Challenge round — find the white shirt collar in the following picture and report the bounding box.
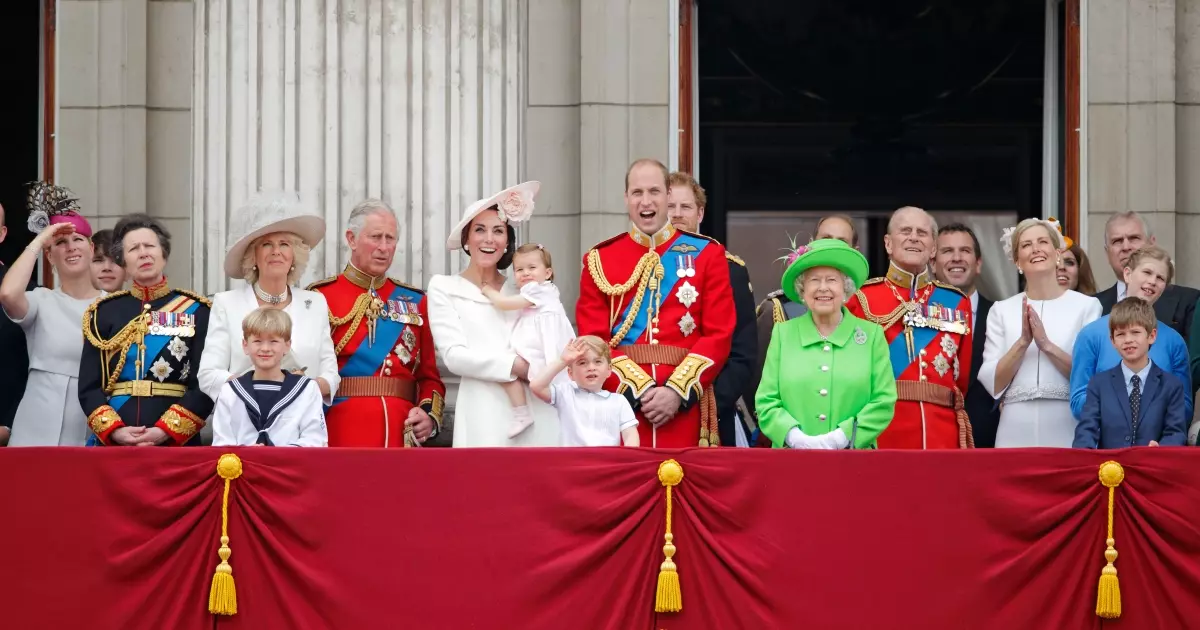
[1117,280,1127,301]
[969,290,978,316]
[570,381,610,398]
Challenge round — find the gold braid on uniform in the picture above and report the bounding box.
[586,250,664,348]
[853,288,909,329]
[328,293,374,354]
[81,292,151,394]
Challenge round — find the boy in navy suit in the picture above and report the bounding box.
[1074,297,1188,448]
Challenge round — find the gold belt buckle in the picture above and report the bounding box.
[131,380,153,397]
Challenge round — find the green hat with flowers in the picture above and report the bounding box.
[780,237,870,304]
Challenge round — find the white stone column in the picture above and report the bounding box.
[1085,0,1177,287]
[1176,0,1200,285]
[192,0,524,294]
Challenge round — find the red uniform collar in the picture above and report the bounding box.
[342,263,388,291]
[131,277,170,302]
[627,223,676,249]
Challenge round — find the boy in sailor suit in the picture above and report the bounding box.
[212,308,328,447]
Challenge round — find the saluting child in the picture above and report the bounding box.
[530,336,639,447]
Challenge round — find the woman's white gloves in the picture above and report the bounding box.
[785,427,850,450]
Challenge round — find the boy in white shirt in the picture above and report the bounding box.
[212,307,328,447]
[530,335,639,447]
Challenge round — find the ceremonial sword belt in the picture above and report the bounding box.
[110,380,188,398]
[621,344,720,447]
[894,381,975,448]
[337,376,416,402]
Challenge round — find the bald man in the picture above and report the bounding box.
[845,206,974,449]
[0,202,35,446]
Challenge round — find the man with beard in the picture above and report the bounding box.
[846,206,974,449]
[932,223,999,447]
[576,159,735,447]
[666,171,756,446]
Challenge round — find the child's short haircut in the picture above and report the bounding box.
[243,307,293,341]
[1109,297,1157,336]
[91,229,115,260]
[575,335,610,362]
[1124,245,1175,284]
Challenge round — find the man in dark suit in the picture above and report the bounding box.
[1073,298,1188,448]
[0,202,35,446]
[1094,211,1199,344]
[667,171,757,446]
[932,223,1000,447]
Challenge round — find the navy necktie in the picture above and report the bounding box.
[1130,374,1142,437]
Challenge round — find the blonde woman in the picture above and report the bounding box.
[197,191,339,405]
[978,218,1101,447]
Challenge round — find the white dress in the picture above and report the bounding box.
[426,274,560,447]
[197,285,341,405]
[4,288,101,446]
[511,281,576,385]
[978,290,1102,447]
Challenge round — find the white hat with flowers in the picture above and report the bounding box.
[446,181,540,251]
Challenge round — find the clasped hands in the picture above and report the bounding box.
[1019,297,1052,350]
[640,386,683,427]
[110,426,171,446]
[785,427,849,450]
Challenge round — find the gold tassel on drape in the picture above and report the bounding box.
[1095,461,1124,619]
[209,454,243,616]
[655,459,684,613]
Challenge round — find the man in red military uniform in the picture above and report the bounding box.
[309,199,445,447]
[846,206,974,449]
[576,159,735,447]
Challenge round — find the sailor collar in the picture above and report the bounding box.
[230,372,310,433]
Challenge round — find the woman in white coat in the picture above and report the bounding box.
[198,191,340,404]
[427,182,560,447]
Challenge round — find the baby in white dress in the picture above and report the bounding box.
[481,243,577,438]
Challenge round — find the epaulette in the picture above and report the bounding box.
[95,290,131,305]
[586,233,626,252]
[174,288,213,307]
[933,281,967,298]
[754,291,786,319]
[306,276,337,291]
[726,252,746,266]
[861,277,886,287]
[676,228,719,244]
[390,278,426,295]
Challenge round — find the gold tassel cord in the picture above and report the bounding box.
[209,454,243,616]
[1096,460,1124,619]
[655,459,684,613]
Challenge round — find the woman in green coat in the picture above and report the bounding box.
[755,238,897,449]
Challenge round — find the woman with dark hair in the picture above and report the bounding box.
[78,213,214,446]
[427,182,561,446]
[1057,242,1098,296]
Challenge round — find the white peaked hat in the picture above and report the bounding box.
[224,191,327,279]
[446,181,541,251]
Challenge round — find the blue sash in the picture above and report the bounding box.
[110,300,202,411]
[331,284,418,407]
[614,233,709,346]
[886,285,964,380]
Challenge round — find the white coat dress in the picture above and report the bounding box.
[426,274,560,447]
[198,285,341,405]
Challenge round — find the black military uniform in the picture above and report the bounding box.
[79,279,214,445]
[0,262,36,434]
[713,252,758,446]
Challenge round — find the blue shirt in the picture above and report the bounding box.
[1070,316,1192,419]
[1120,360,1153,398]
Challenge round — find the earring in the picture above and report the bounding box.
[290,265,295,271]
[1055,256,1062,267]
[253,264,258,271]
[1017,266,1024,275]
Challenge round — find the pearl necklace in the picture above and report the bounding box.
[254,283,288,305]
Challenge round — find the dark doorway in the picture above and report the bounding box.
[0,1,45,265]
[696,0,1049,300]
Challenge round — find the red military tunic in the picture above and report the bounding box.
[309,264,445,447]
[846,263,974,449]
[576,224,735,447]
